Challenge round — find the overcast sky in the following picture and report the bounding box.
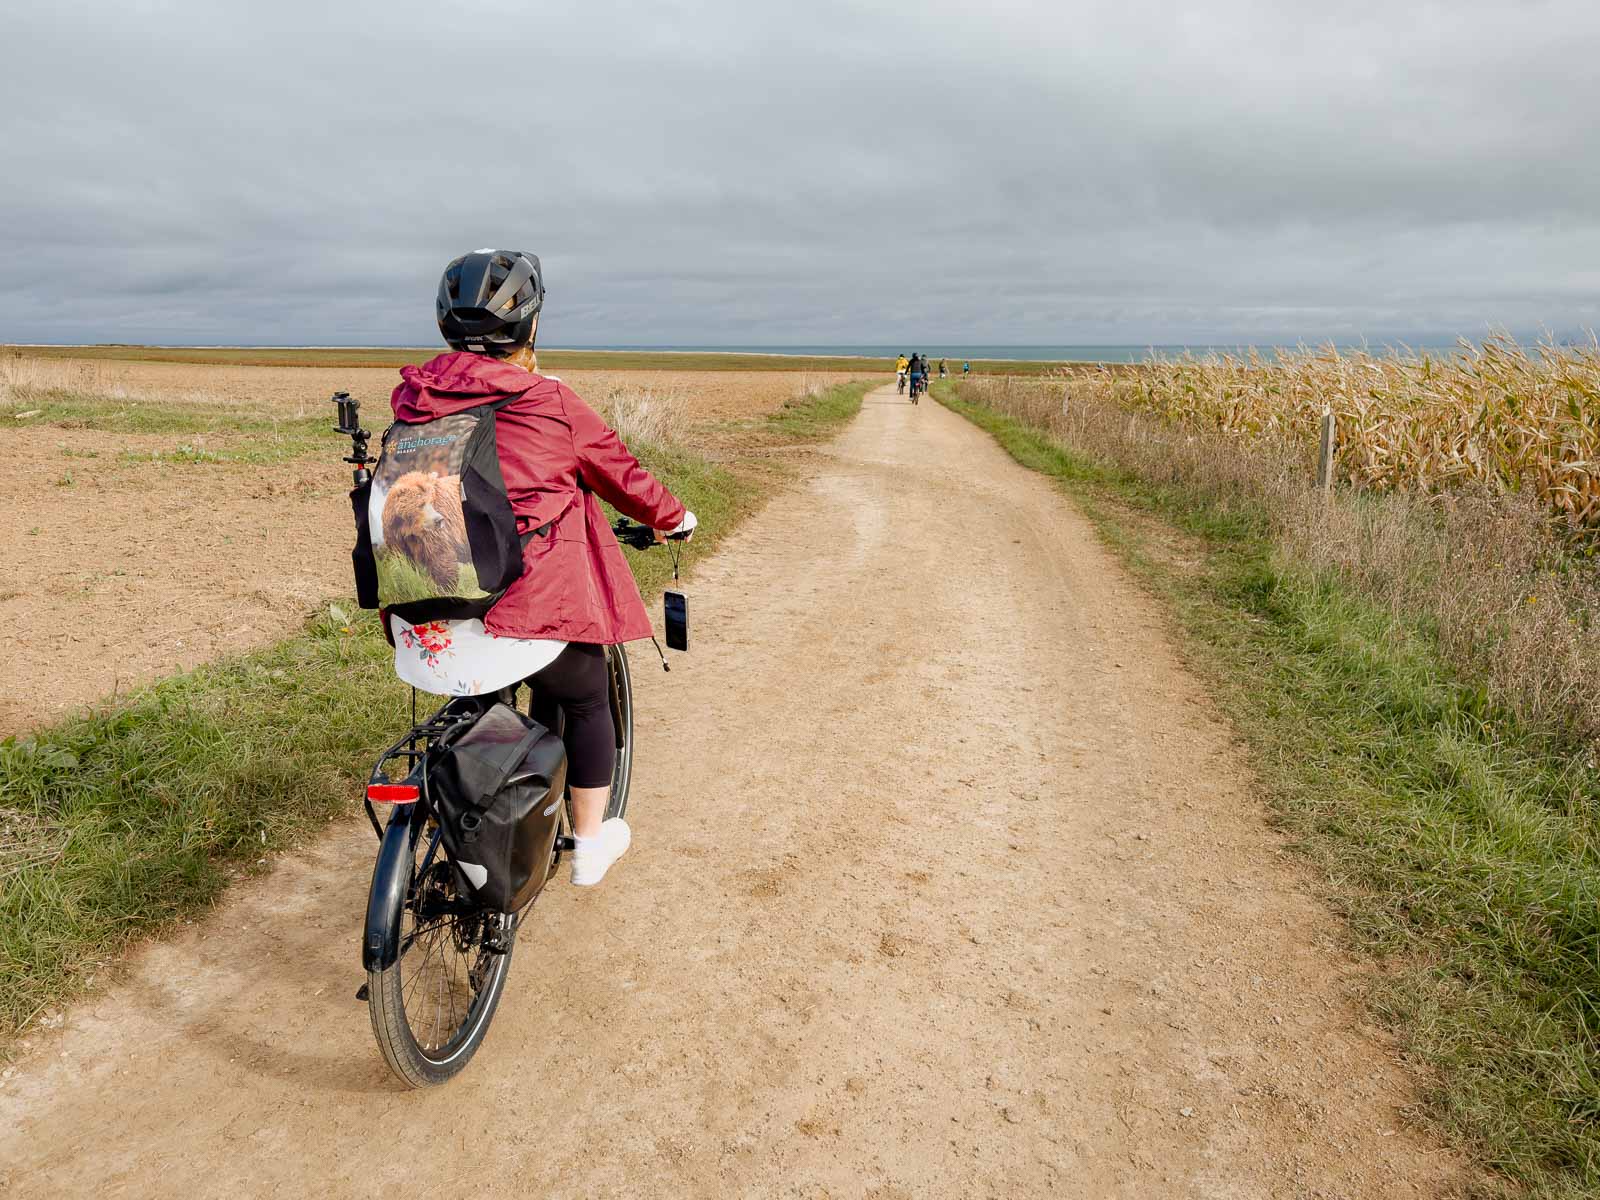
[3,0,1598,347]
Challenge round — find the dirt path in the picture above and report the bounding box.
[0,385,1470,1197]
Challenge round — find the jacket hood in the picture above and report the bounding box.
[390,351,551,421]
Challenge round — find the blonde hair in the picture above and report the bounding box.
[504,320,539,372]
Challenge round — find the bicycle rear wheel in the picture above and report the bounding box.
[367,815,514,1088]
[604,643,635,820]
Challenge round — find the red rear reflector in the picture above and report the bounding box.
[366,783,419,803]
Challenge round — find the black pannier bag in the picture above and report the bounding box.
[428,703,569,913]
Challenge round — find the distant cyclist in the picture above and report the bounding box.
[962,360,971,376]
[908,353,926,401]
[938,358,948,378]
[895,353,909,393]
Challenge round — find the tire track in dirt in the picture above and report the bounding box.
[0,384,1472,1197]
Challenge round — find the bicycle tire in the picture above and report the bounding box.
[367,818,514,1088]
[605,643,635,820]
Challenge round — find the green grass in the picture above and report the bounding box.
[0,609,401,1034]
[117,445,228,465]
[2,393,339,466]
[5,344,1065,375]
[119,442,332,467]
[0,380,866,1045]
[2,392,319,437]
[373,552,485,606]
[765,380,871,438]
[936,382,1600,1198]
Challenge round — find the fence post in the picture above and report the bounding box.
[1316,408,1336,494]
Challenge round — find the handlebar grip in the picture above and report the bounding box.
[611,518,693,548]
[610,520,658,549]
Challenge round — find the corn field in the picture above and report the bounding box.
[953,339,1600,756]
[1044,336,1600,528]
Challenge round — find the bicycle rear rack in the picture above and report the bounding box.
[362,697,483,838]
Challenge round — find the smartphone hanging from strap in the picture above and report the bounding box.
[664,536,688,651]
[651,535,688,669]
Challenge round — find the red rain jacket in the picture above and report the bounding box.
[389,352,685,644]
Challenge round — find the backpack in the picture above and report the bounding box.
[428,703,569,913]
[349,400,529,624]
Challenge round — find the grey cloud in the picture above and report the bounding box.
[2,0,1598,346]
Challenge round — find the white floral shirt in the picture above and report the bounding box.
[390,614,565,697]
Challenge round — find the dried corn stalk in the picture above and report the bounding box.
[1061,336,1600,529]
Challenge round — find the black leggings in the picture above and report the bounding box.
[527,643,616,790]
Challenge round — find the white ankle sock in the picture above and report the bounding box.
[571,818,631,887]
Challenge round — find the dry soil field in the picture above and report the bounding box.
[0,356,865,733]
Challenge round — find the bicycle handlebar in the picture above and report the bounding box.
[611,518,691,550]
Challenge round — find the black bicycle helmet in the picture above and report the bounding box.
[436,249,545,355]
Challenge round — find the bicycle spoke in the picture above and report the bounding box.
[401,928,439,1006]
[384,837,510,1065]
[446,945,461,1036]
[429,957,441,1050]
[404,931,443,1019]
[431,940,449,1049]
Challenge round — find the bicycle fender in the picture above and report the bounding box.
[363,804,419,972]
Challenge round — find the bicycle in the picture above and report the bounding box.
[332,392,669,1087]
[357,625,640,1086]
[896,372,907,395]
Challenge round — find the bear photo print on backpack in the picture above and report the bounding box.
[353,403,527,622]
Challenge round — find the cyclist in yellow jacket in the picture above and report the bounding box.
[895,354,909,394]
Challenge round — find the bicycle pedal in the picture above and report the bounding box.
[355,983,370,1002]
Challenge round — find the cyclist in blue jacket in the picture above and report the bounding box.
[908,353,926,400]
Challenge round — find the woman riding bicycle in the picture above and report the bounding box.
[388,249,695,887]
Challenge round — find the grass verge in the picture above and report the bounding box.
[2,392,332,467]
[0,380,869,1045]
[936,381,1600,1198]
[767,379,875,439]
[1,393,314,436]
